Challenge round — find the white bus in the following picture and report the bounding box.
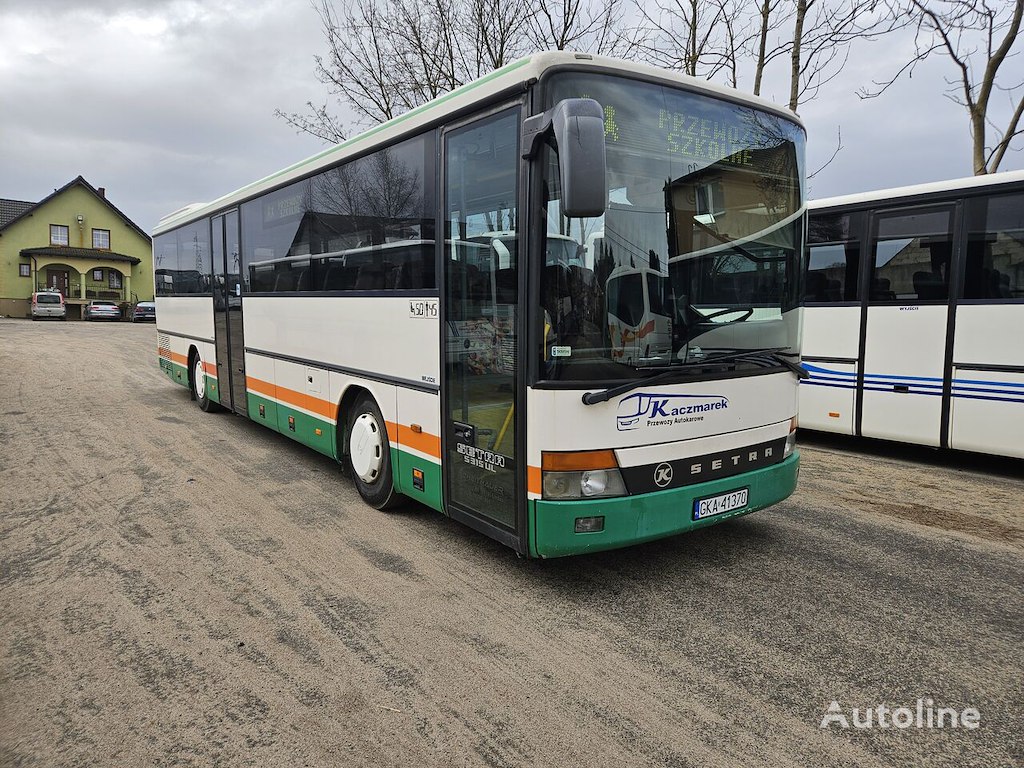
[801,170,1024,458]
[153,51,806,557]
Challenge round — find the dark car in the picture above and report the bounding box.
[83,300,122,321]
[132,301,156,322]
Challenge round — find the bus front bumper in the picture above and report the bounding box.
[529,452,799,558]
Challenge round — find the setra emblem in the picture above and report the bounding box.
[654,462,674,488]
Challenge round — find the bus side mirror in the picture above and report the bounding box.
[523,98,607,218]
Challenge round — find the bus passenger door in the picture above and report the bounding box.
[859,206,955,446]
[212,211,248,415]
[441,108,522,548]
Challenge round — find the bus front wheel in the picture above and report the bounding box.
[191,351,218,413]
[346,393,401,510]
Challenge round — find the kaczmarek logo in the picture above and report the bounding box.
[616,392,730,431]
[654,463,673,487]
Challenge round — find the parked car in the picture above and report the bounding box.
[132,301,156,322]
[30,290,67,320]
[83,300,122,321]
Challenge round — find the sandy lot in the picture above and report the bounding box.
[1,318,1020,767]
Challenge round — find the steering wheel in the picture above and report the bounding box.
[702,307,754,322]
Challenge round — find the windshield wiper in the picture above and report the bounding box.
[581,349,808,406]
[701,348,810,379]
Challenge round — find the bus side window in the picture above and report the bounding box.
[806,242,860,303]
[963,191,1024,301]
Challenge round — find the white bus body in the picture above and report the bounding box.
[802,170,1024,458]
[153,52,807,557]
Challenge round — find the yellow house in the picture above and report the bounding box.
[0,176,152,319]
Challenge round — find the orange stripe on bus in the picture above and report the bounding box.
[245,375,336,420]
[157,347,212,376]
[395,423,441,458]
[528,465,542,496]
[244,377,440,456]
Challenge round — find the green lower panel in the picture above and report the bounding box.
[161,358,188,388]
[247,392,336,459]
[248,392,280,433]
[530,452,800,558]
[393,448,443,513]
[205,374,220,403]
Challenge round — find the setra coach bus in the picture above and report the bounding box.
[801,170,1024,458]
[153,52,807,557]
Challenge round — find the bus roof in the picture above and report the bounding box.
[809,168,1024,212]
[154,51,805,236]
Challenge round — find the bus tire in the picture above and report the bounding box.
[346,393,401,510]
[191,350,218,413]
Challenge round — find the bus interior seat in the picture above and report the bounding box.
[985,268,1013,298]
[273,270,295,292]
[913,270,945,300]
[870,278,895,301]
[354,264,385,290]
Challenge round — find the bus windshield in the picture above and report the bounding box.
[540,73,805,382]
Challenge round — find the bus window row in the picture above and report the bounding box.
[806,190,1024,304]
[154,132,437,296]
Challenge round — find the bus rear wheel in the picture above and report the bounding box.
[346,393,401,510]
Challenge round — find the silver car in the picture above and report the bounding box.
[31,291,67,320]
[83,300,122,321]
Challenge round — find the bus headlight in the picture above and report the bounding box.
[542,469,627,499]
[784,416,798,458]
[541,450,627,500]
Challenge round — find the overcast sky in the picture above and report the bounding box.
[1,1,1021,234]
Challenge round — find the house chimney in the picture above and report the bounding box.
[98,187,106,198]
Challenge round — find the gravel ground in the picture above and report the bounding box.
[1,318,1020,768]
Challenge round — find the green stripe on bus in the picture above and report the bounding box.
[247,391,337,459]
[247,391,444,511]
[393,448,443,513]
[161,357,189,388]
[529,453,800,558]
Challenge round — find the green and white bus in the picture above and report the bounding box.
[153,52,806,558]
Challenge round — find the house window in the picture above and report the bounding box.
[109,271,122,289]
[19,263,31,277]
[92,229,111,249]
[50,224,69,246]
[92,268,104,281]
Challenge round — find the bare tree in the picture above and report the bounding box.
[631,0,744,80]
[527,0,631,54]
[278,0,627,142]
[859,0,1024,174]
[631,0,902,113]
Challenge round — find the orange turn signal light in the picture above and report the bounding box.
[542,449,618,472]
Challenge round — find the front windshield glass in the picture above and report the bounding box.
[540,73,805,382]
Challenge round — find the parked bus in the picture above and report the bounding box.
[153,51,806,557]
[801,170,1024,458]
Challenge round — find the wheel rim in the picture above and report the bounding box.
[350,412,384,484]
[194,358,206,400]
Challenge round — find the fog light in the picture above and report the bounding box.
[574,516,605,533]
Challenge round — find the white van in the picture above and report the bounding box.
[31,290,67,320]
